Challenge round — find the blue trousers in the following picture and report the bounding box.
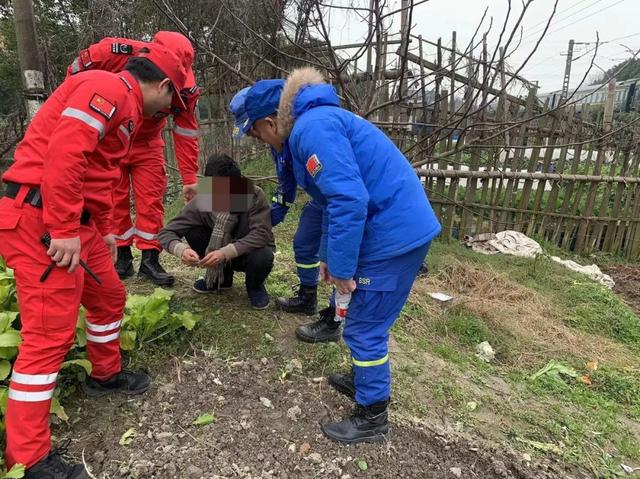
[293,200,324,286]
[343,242,430,406]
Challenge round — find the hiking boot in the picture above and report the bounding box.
[84,369,151,397]
[328,371,355,401]
[24,447,88,478]
[115,245,134,279]
[138,249,174,287]
[248,285,270,310]
[295,306,341,343]
[192,276,233,294]
[321,400,389,444]
[276,284,317,315]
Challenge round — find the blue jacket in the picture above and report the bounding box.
[270,143,297,226]
[286,84,441,279]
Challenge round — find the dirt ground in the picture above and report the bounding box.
[56,351,585,478]
[47,253,596,478]
[603,264,640,315]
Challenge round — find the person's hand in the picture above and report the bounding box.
[181,248,201,266]
[332,277,356,295]
[183,183,198,203]
[319,262,331,284]
[103,234,117,264]
[200,250,226,268]
[48,237,81,272]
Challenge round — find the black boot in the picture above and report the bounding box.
[276,284,317,315]
[295,306,341,343]
[24,448,88,479]
[115,245,134,279]
[417,263,429,277]
[328,371,355,401]
[321,400,389,444]
[138,249,174,287]
[83,369,151,397]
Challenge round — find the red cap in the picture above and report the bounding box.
[153,31,196,89]
[137,44,188,110]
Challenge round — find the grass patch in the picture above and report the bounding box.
[564,282,640,350]
[433,306,494,347]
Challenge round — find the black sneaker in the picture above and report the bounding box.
[24,446,88,478]
[115,245,134,279]
[248,285,270,310]
[192,276,233,294]
[328,371,356,401]
[321,400,389,444]
[295,306,341,343]
[84,369,151,397]
[275,284,317,315]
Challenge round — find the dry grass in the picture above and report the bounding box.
[405,259,638,369]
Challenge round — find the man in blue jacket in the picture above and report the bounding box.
[229,85,341,343]
[239,68,441,444]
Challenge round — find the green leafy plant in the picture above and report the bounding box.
[120,288,200,350]
[3,463,25,478]
[0,261,199,475]
[0,259,17,313]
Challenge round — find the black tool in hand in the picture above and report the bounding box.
[40,232,102,284]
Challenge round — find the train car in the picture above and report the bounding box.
[539,77,640,114]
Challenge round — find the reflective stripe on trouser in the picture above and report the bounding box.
[343,242,431,406]
[293,201,324,286]
[114,145,166,251]
[0,197,124,468]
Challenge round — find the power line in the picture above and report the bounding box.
[571,32,640,62]
[544,0,628,38]
[523,32,640,74]
[525,0,600,32]
[521,0,608,44]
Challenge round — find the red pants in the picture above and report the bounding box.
[114,144,167,251]
[0,193,124,469]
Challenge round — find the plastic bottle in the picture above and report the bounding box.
[334,291,352,323]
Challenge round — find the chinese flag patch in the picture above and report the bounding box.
[80,48,93,68]
[306,154,322,177]
[89,94,116,120]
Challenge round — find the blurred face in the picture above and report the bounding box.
[141,78,174,116]
[249,117,284,152]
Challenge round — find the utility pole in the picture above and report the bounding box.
[560,39,593,104]
[560,39,575,102]
[13,0,45,120]
[398,0,409,127]
[603,76,616,132]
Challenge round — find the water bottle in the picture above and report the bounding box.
[334,291,352,323]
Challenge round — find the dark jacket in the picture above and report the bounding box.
[159,185,275,261]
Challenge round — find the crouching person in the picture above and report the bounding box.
[158,154,275,309]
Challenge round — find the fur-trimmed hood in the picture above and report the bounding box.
[277,67,340,138]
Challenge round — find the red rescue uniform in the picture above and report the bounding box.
[67,35,200,250]
[0,70,143,469]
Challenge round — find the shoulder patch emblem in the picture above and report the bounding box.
[306,154,322,177]
[89,94,116,120]
[111,43,133,55]
[80,49,93,68]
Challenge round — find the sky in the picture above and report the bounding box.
[321,0,638,95]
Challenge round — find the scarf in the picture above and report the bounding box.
[204,212,231,289]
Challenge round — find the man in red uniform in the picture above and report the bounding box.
[0,45,187,478]
[67,31,200,286]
